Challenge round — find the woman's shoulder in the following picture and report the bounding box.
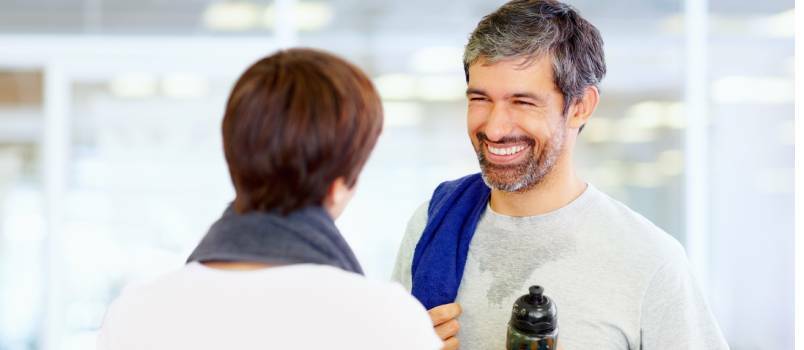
[100,263,441,350]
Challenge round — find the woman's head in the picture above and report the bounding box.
[222,48,383,217]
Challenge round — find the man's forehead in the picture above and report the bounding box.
[466,55,562,100]
[468,55,555,85]
[472,54,551,71]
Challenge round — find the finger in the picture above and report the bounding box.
[441,336,459,350]
[434,319,460,340]
[428,303,462,326]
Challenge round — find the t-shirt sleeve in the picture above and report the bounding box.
[391,201,429,291]
[639,248,729,349]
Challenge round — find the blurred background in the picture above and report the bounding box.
[0,0,794,349]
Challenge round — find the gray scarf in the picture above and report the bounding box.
[187,204,364,274]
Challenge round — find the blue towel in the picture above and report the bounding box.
[411,173,490,310]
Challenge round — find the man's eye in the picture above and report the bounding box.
[469,97,487,101]
[514,100,535,106]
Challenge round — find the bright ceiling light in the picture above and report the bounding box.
[616,125,657,144]
[263,1,334,31]
[109,73,158,98]
[624,101,684,130]
[416,75,466,101]
[657,150,684,177]
[712,76,793,104]
[665,9,793,38]
[294,2,334,31]
[759,9,793,38]
[161,73,209,99]
[203,2,260,31]
[375,73,465,102]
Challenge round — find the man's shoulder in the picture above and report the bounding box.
[404,173,484,237]
[585,186,687,264]
[394,201,430,269]
[404,200,430,239]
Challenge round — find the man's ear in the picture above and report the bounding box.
[567,86,600,130]
[323,177,356,219]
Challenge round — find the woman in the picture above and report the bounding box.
[97,48,442,350]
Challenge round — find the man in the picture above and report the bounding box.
[98,49,442,350]
[392,1,728,349]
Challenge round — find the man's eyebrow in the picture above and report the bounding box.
[466,89,547,103]
[466,88,487,96]
[510,92,547,103]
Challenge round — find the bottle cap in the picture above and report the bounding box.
[508,285,558,335]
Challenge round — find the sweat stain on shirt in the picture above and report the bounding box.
[471,210,577,306]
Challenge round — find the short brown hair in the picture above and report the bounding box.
[222,48,383,214]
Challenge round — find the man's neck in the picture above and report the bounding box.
[488,161,586,217]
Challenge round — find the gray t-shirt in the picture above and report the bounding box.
[392,184,728,350]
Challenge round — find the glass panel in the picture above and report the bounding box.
[707,0,794,348]
[56,76,236,348]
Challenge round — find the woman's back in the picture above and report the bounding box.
[98,263,441,350]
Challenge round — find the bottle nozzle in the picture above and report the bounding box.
[529,285,545,304]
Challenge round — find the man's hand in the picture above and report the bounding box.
[428,303,462,350]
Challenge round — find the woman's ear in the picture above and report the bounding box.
[323,177,356,219]
[567,85,600,130]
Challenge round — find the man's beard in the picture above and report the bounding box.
[474,129,565,193]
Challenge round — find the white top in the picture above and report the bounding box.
[98,262,442,350]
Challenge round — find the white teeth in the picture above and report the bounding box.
[488,145,526,156]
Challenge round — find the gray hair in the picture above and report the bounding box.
[463,0,606,116]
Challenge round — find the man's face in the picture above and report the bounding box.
[466,56,568,192]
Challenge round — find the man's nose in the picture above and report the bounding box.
[483,104,513,142]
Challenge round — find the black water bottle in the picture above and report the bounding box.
[506,285,558,350]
